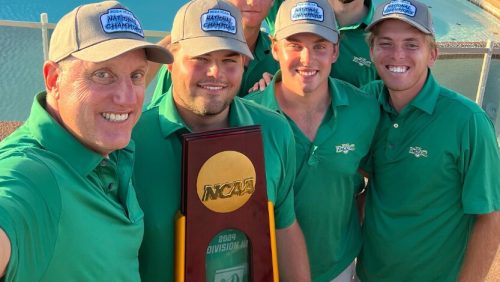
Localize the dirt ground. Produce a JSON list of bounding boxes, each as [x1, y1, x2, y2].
[[0, 121, 22, 141]]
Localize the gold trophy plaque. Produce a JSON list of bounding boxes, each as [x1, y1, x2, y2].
[[176, 125, 278, 282]]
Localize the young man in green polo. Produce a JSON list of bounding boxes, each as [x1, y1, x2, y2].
[[148, 0, 279, 101], [132, 0, 310, 281], [246, 0, 379, 280], [358, 0, 500, 281], [264, 0, 378, 88], [0, 1, 172, 280]]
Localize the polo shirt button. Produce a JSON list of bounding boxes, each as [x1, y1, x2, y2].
[[393, 123, 399, 128], [388, 143, 395, 149]]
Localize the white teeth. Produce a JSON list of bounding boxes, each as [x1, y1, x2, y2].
[[101, 112, 129, 122], [298, 70, 317, 76], [202, 85, 223, 90], [388, 66, 408, 73]]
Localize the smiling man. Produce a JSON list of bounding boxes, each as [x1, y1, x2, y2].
[[132, 0, 310, 281], [358, 0, 500, 281], [0, 1, 172, 281], [246, 0, 379, 280], [149, 0, 279, 102], [265, 0, 379, 88]]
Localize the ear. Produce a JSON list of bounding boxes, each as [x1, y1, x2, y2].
[[43, 61, 61, 98], [167, 63, 174, 72], [271, 38, 280, 61], [428, 46, 438, 68], [369, 44, 375, 62], [330, 43, 340, 64]]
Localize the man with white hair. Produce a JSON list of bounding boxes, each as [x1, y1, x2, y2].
[[0, 1, 172, 280]]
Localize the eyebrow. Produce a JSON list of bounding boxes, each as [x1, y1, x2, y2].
[[286, 36, 328, 43], [377, 36, 420, 42], [223, 51, 241, 57]]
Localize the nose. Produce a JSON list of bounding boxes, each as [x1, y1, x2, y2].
[[393, 45, 406, 60], [207, 61, 221, 78], [300, 47, 312, 65], [114, 78, 138, 106]]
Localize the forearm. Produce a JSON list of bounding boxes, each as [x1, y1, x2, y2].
[[0, 228, 11, 277], [276, 221, 311, 282], [458, 211, 500, 282]]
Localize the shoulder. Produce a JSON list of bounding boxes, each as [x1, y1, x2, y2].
[[134, 106, 160, 135], [236, 97, 289, 128], [437, 86, 484, 114], [244, 90, 265, 103], [360, 80, 385, 98], [0, 148, 62, 212], [332, 78, 379, 107]]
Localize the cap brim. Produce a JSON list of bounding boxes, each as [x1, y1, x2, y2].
[[275, 23, 339, 44], [365, 16, 433, 35], [72, 38, 173, 64], [177, 36, 254, 60]]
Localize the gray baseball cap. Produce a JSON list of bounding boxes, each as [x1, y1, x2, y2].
[[49, 1, 173, 63], [366, 0, 435, 36], [171, 0, 253, 59], [274, 0, 339, 44]]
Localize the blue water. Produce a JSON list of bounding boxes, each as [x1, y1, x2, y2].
[[0, 0, 499, 121], [0, 0, 183, 31]]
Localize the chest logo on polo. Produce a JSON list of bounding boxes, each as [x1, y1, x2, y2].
[[197, 151, 256, 213], [336, 143, 356, 154], [352, 56, 372, 67], [409, 146, 428, 158]]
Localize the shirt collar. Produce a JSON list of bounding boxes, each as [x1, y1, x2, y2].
[[253, 31, 272, 61], [378, 70, 440, 115], [27, 92, 117, 176], [256, 70, 350, 112], [158, 86, 189, 137], [157, 86, 256, 137]]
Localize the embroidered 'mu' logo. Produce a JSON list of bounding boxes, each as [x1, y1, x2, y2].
[[336, 144, 355, 154], [409, 146, 428, 158]]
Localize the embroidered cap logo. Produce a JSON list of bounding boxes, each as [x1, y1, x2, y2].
[[291, 2, 324, 22], [201, 9, 237, 34], [382, 0, 417, 17], [100, 8, 144, 37]]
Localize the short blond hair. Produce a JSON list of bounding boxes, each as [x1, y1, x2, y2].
[[366, 24, 437, 50]]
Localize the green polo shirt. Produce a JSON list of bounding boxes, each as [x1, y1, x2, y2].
[[0, 92, 144, 282], [265, 0, 378, 87], [358, 72, 500, 282], [148, 31, 278, 109], [132, 87, 296, 282], [246, 72, 380, 281]]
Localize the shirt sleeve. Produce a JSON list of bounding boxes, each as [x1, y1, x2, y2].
[[0, 154, 61, 281], [460, 112, 500, 214]]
